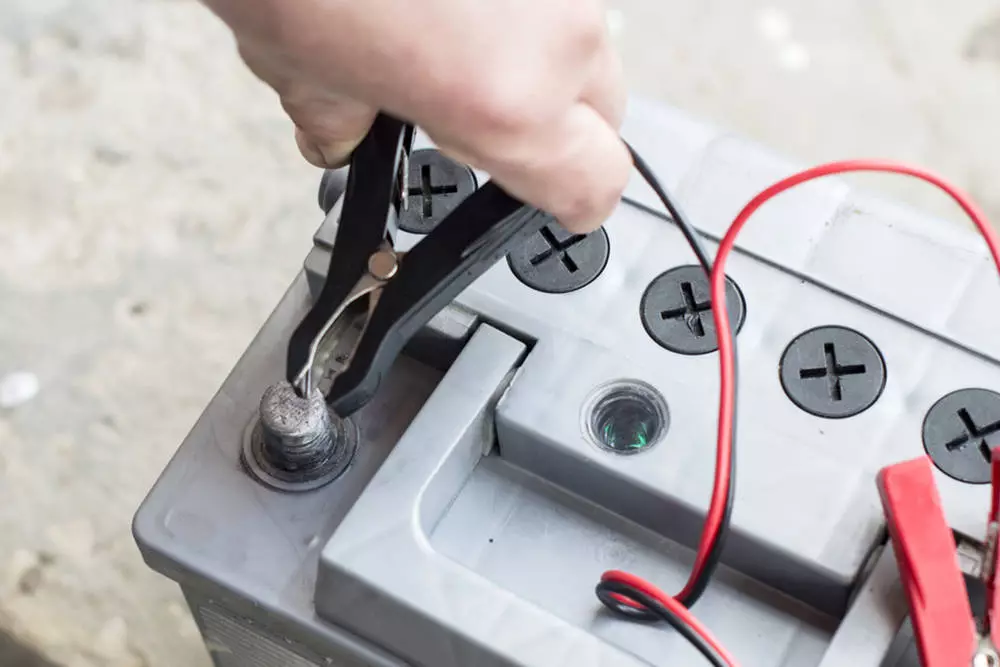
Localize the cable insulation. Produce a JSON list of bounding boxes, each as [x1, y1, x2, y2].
[[624, 143, 736, 606], [598, 157, 996, 667], [596, 579, 731, 667], [706, 161, 998, 575]]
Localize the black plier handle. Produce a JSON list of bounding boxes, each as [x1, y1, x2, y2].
[[286, 113, 553, 417]]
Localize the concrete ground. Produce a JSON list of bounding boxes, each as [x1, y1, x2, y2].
[[0, 0, 998, 665]]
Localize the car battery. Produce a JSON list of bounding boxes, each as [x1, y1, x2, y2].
[[133, 96, 1000, 666]]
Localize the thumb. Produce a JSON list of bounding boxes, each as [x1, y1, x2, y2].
[[281, 91, 377, 169]]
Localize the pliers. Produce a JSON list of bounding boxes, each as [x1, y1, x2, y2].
[[878, 448, 1000, 666], [285, 113, 553, 416]]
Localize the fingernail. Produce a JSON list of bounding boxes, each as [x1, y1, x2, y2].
[[560, 217, 604, 235]]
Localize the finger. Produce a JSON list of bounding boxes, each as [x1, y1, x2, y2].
[[281, 90, 377, 168], [579, 40, 628, 131], [294, 126, 366, 170], [482, 102, 631, 233]]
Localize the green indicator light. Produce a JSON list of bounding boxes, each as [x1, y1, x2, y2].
[[590, 385, 666, 455]]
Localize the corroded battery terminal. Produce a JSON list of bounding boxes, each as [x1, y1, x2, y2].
[[241, 380, 357, 492]]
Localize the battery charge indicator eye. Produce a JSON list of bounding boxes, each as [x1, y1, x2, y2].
[[586, 381, 669, 455]]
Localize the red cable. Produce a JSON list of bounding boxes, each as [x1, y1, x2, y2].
[[603, 160, 997, 667], [706, 161, 999, 578], [989, 450, 1000, 633]]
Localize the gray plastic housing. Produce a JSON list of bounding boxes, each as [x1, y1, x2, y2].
[[135, 96, 1000, 667]]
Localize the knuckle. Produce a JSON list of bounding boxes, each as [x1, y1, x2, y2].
[[566, 0, 608, 58], [279, 90, 372, 142], [447, 65, 559, 140], [466, 74, 538, 137], [562, 158, 629, 229], [236, 40, 293, 94], [559, 182, 617, 230], [278, 86, 317, 121], [281, 99, 323, 137]]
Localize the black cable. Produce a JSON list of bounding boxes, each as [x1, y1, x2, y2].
[[626, 144, 714, 274], [622, 141, 737, 608], [596, 580, 728, 667]]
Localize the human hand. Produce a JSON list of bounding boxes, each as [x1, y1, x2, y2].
[[201, 0, 630, 232]]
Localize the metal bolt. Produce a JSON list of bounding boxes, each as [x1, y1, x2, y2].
[[973, 639, 1000, 667], [640, 265, 746, 355], [399, 149, 477, 234], [923, 388, 1000, 485], [368, 249, 398, 280], [779, 326, 886, 419], [241, 380, 357, 492], [507, 223, 610, 294]]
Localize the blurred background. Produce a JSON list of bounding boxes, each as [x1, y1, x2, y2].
[[0, 0, 998, 665]]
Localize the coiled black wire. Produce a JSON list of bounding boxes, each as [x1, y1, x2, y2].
[[596, 579, 728, 667]]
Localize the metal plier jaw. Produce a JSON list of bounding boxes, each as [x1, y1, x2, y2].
[[878, 448, 1000, 666], [285, 113, 554, 417]]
